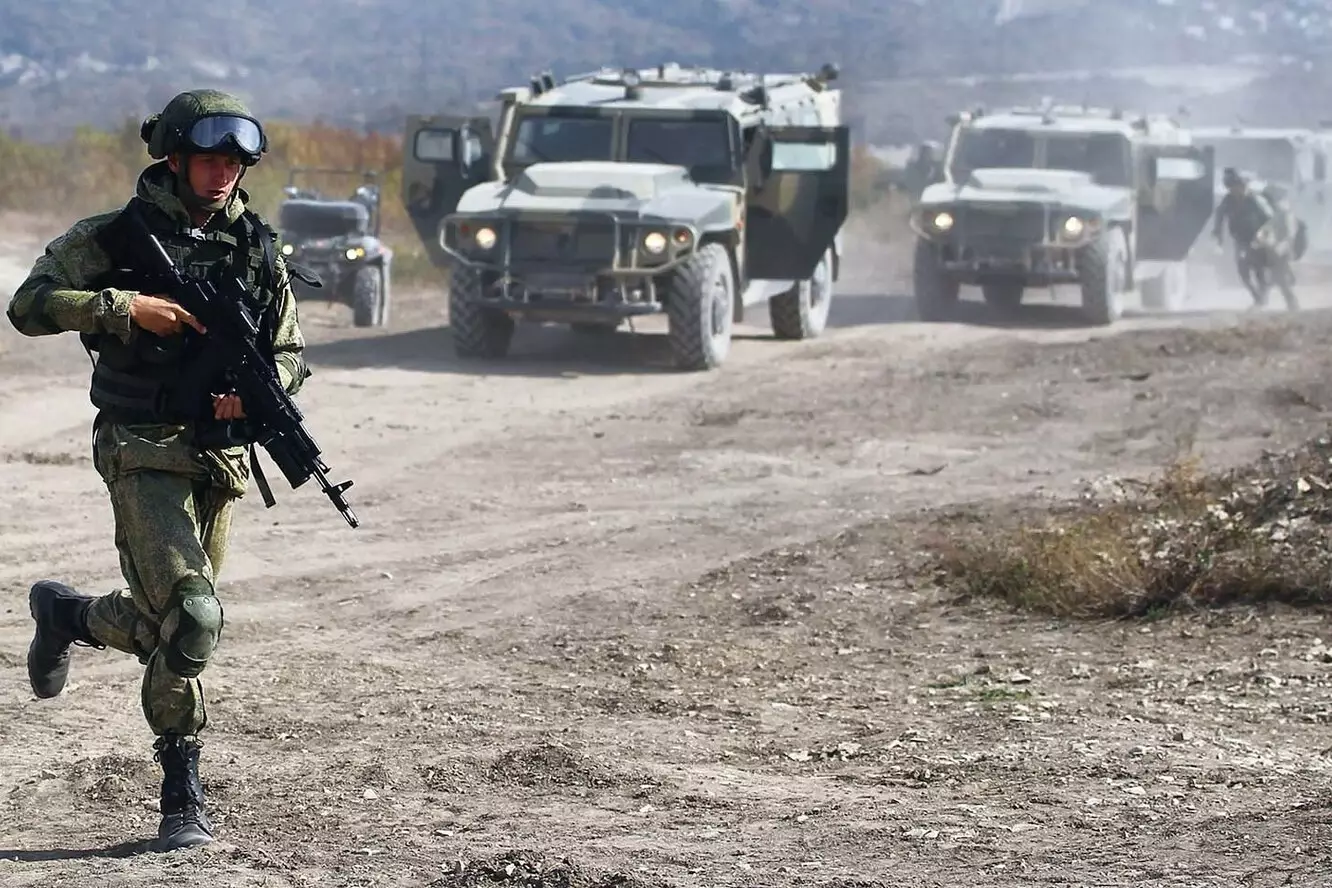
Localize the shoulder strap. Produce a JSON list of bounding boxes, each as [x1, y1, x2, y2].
[[231, 209, 280, 295]]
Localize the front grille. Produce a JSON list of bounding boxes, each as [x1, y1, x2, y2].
[[957, 204, 1047, 241], [510, 221, 616, 265]]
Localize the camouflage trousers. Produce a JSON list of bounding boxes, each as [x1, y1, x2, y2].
[[1237, 247, 1298, 309], [83, 421, 246, 736]]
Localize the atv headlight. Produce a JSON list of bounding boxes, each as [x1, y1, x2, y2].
[[1061, 216, 1084, 237], [345, 246, 365, 260], [931, 211, 954, 231], [642, 231, 667, 254], [281, 243, 294, 256], [474, 227, 497, 250]]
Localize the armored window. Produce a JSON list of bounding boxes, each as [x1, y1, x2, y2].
[[949, 128, 1036, 178], [510, 114, 613, 163], [626, 119, 733, 169], [1045, 134, 1131, 187]]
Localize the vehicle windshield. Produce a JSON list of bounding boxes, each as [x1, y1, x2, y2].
[[509, 113, 613, 163], [506, 111, 733, 169], [626, 118, 731, 168], [1197, 137, 1296, 183], [950, 127, 1132, 187]]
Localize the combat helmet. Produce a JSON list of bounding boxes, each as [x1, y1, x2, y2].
[[139, 89, 268, 166]]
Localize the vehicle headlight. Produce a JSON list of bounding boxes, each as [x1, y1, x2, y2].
[[642, 231, 668, 254], [474, 227, 497, 249], [345, 246, 365, 260], [1061, 216, 1084, 237], [281, 243, 294, 256], [932, 211, 954, 231]]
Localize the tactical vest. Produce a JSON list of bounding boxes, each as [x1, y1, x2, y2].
[[84, 196, 281, 439]]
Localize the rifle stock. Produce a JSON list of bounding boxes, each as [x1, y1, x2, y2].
[[126, 206, 359, 528]]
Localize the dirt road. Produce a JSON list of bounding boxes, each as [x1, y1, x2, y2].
[[0, 220, 1329, 887]]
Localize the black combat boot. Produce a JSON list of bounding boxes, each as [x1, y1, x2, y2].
[[27, 580, 102, 699], [152, 734, 215, 851]]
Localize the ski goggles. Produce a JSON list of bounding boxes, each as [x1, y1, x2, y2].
[[185, 115, 265, 158]]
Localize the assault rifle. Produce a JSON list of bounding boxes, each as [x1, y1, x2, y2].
[[122, 205, 359, 528]]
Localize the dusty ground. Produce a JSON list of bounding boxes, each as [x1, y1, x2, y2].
[[0, 212, 1330, 887]]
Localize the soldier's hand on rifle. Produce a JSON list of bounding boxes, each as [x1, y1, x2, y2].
[[130, 293, 207, 336], [212, 393, 246, 420]]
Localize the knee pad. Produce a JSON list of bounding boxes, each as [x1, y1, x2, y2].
[[160, 575, 223, 679]]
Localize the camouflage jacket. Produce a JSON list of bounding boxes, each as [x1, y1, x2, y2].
[[1212, 189, 1273, 246], [5, 162, 309, 496]]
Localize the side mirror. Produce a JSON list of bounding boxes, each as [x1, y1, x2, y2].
[[457, 126, 489, 181]]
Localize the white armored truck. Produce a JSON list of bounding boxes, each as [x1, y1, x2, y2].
[[401, 62, 850, 371], [912, 103, 1215, 323]]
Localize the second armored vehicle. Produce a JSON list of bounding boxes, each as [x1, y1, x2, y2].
[[401, 62, 850, 370], [911, 103, 1215, 323], [1191, 125, 1332, 265]]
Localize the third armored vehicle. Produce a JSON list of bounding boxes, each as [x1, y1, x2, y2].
[[1191, 125, 1332, 266], [401, 62, 850, 370], [911, 103, 1215, 323], [277, 168, 392, 327]]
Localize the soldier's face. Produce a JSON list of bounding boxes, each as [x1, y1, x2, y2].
[[169, 153, 244, 203]]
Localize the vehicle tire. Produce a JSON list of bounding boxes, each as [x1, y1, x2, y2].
[[449, 264, 514, 358], [912, 238, 961, 321], [769, 247, 834, 339], [351, 265, 383, 328], [666, 242, 734, 371], [980, 281, 1024, 312], [1140, 262, 1187, 311], [1077, 226, 1128, 325]]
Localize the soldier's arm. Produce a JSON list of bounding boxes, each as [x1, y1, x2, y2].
[[268, 252, 311, 396], [5, 217, 132, 339]]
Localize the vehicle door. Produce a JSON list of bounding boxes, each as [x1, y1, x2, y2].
[[1136, 144, 1215, 261], [401, 114, 495, 266], [743, 125, 850, 281]]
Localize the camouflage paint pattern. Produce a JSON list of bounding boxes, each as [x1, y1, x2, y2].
[[5, 161, 307, 737]]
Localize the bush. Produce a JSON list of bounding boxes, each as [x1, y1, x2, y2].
[[0, 117, 439, 288], [934, 437, 1332, 619]]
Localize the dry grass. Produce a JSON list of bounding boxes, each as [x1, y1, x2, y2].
[[935, 436, 1332, 619]]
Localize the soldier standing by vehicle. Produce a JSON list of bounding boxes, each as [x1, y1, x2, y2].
[[901, 141, 942, 204], [1211, 166, 1280, 307], [5, 89, 310, 852]]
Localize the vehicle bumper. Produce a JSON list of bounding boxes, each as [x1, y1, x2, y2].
[[440, 213, 700, 315], [912, 204, 1094, 285], [936, 242, 1084, 285]]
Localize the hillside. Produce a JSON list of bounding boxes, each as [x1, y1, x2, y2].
[[2, 0, 1331, 141]]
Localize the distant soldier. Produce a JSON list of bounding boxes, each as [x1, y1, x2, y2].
[[1211, 167, 1278, 307], [1252, 181, 1301, 310], [900, 140, 943, 203]]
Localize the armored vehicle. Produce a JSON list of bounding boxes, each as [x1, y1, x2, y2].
[[911, 103, 1215, 324], [401, 61, 849, 370], [1191, 125, 1332, 266], [277, 168, 392, 328]]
